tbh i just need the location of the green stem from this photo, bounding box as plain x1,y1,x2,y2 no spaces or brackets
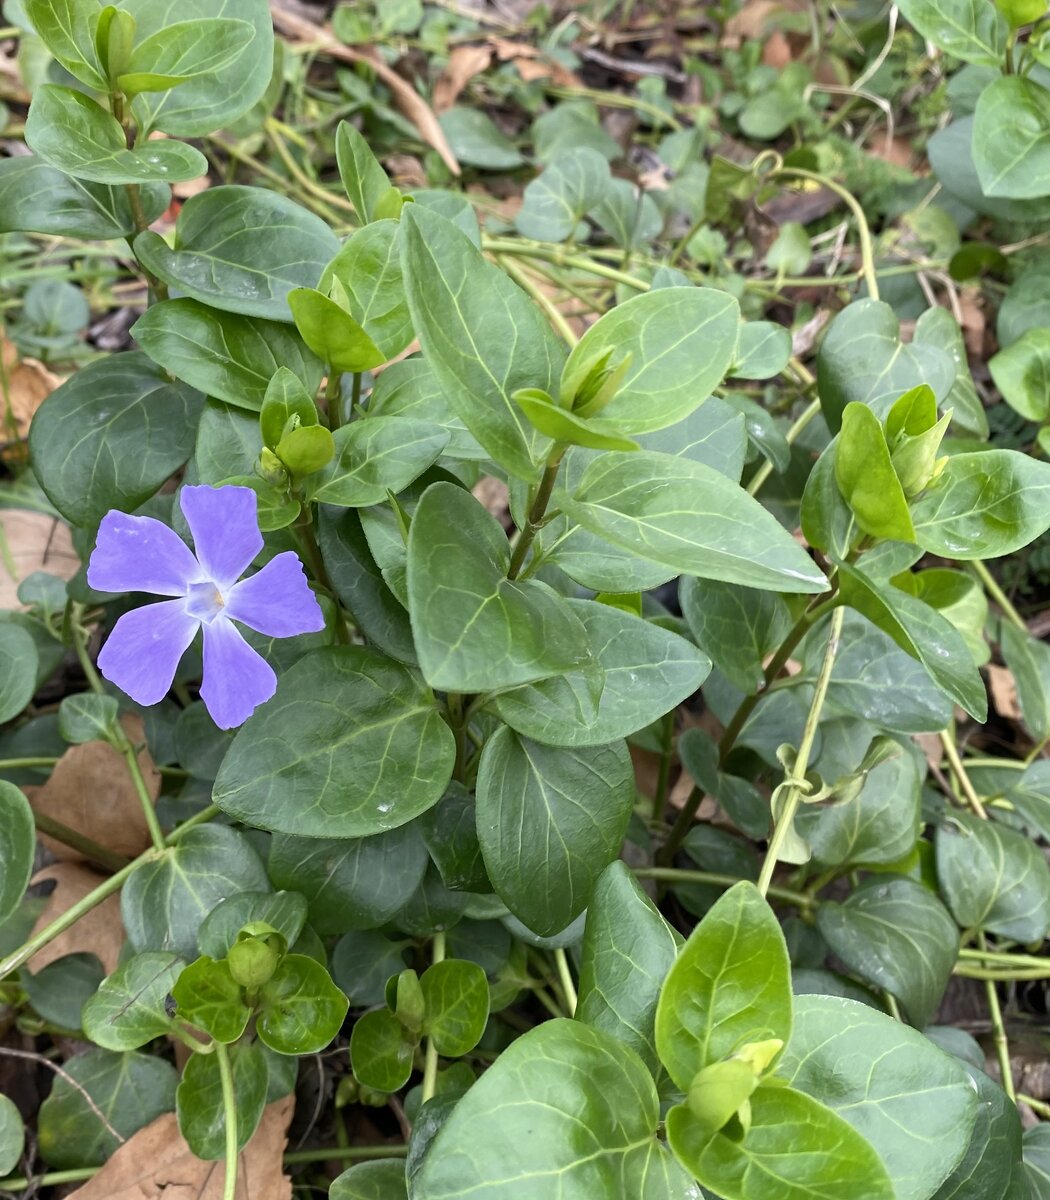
70,608,104,694
757,607,844,898
507,454,564,580
350,371,363,417
553,947,577,1015
1020,1094,1050,1118
216,1042,239,1200
978,932,1016,1100
326,368,344,429
293,510,348,645
972,560,1028,633
635,868,814,911
652,710,676,826
112,724,165,852
940,729,988,819
747,394,821,498
33,811,130,872
421,931,447,1104
482,238,651,292
498,256,579,346
0,757,59,770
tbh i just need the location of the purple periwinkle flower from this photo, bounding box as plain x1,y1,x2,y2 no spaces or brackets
87,485,325,729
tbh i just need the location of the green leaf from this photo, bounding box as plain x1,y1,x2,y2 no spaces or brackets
816,876,958,1027
439,107,525,170
590,178,663,249
367,358,483,462
37,1048,177,1169
287,287,386,374
420,959,490,1056
125,0,274,138
974,77,1050,199
257,954,349,1054
0,625,38,725
117,17,254,94
495,597,709,746
817,299,955,434
332,1161,408,1200
0,781,35,926
932,1063,1026,1200
82,952,183,1050
171,956,251,1043
26,86,206,185
0,1094,24,1177
680,576,792,695
936,812,1050,942
835,402,916,542
121,824,269,961
1024,1126,1050,1200
729,321,792,380
900,568,989,667
911,449,1050,559
414,1019,696,1200
655,881,791,1090
400,204,562,481
514,389,640,452
895,0,1007,64
197,891,307,960
321,220,413,362
29,351,202,528
0,156,169,239
561,288,739,434
515,148,612,241
214,646,454,837
176,1041,267,1161
269,825,428,937
350,1008,416,1092
1000,621,1050,741
305,417,449,507
332,931,411,1008
782,995,977,1200
58,693,119,745
24,0,106,88
988,327,1050,422
135,186,340,322
559,450,828,594
336,122,397,222
836,562,987,720
912,307,988,438
419,783,489,894
475,729,635,936
667,1083,895,1200
577,860,680,1074
133,300,322,414
407,482,591,692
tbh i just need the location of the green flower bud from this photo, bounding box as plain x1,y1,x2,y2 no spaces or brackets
257,447,289,487
687,1058,759,1136
996,0,1047,27
227,925,286,990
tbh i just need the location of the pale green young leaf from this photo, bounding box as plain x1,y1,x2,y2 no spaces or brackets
514,389,640,452
24,0,106,89
321,220,413,361
288,287,386,374
835,402,915,542
257,955,349,1054
118,17,254,94
336,121,397,222
420,959,490,1057
82,952,183,1051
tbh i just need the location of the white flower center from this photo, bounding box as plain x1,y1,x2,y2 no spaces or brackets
184,580,226,624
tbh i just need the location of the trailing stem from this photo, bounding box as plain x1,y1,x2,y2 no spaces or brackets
216,1042,239,1200
421,931,447,1104
507,453,564,580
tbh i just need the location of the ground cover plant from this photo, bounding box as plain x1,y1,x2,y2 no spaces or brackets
3,0,1050,1195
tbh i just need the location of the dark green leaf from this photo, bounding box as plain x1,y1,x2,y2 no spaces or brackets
974,77,1050,198
350,1008,416,1093
321,220,413,361
729,321,792,380
332,930,411,1007
176,1041,267,1160
305,417,448,507
912,307,988,438
332,1160,409,1200
1024,1125,1050,1200
419,782,489,893
1000,621,1050,741
0,1095,23,1177
197,891,308,960
22,952,104,1033
932,1063,1026,1200
420,959,490,1057
257,954,349,1054
680,576,792,694
989,328,1050,422
439,107,524,170
0,625,38,725
0,781,35,925
58,694,119,745
82,952,183,1050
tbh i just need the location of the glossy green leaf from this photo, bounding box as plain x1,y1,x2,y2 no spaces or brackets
680,576,792,694
135,186,340,322
559,450,828,593
82,952,183,1050
800,441,854,559
133,300,322,413
835,402,916,541
257,954,349,1054
782,995,977,1200
989,327,1050,422
912,307,988,438
561,288,739,434
36,1048,177,1169
332,931,411,1007
0,157,169,239
121,824,269,961
655,882,792,1091
895,0,1007,64
936,812,1050,942
321,220,413,361
176,1041,267,1162
0,625,38,725
29,352,202,528
1024,1125,1050,1200
837,562,987,720
332,1160,409,1200
287,287,385,374
514,390,639,452
1000,621,1050,741
171,956,251,1043
197,891,308,960
26,86,206,185
515,148,612,241
817,876,958,1027
0,781,35,926
932,1063,1026,1200
0,1094,23,1177
350,1007,416,1092
899,568,989,667
668,1083,894,1200
336,122,397,222
577,860,680,1073
305,417,449,507
476,728,635,936
400,204,561,480
414,1019,696,1200
407,482,591,692
729,321,792,380
420,959,490,1057
269,824,428,936
24,0,106,88
974,77,1050,198
118,17,254,94
419,782,489,894
494,598,708,746
367,358,483,461
215,646,453,837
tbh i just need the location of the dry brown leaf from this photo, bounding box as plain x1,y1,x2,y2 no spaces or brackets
268,3,460,174
0,508,79,611
385,153,428,191
489,35,581,88
68,1096,295,1200
28,862,124,974
988,663,1023,722
29,715,161,863
434,43,492,112
761,29,793,68
1,332,63,453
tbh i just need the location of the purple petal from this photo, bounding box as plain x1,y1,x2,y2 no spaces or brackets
88,511,202,597
179,485,263,589
97,600,198,706
224,552,326,638
199,616,276,729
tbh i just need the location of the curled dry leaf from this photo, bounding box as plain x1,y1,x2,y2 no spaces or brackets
0,508,79,611
67,1095,295,1200
28,862,124,974
434,43,492,112
489,36,581,88
987,662,1023,722
1,332,63,455
28,715,161,863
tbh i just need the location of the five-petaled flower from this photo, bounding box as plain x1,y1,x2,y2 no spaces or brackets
87,485,325,729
